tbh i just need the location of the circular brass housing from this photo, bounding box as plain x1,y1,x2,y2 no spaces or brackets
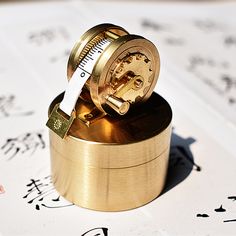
49,92,172,211
67,23,160,115
92,35,159,114
67,23,128,79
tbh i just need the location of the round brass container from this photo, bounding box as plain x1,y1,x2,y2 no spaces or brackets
49,92,172,211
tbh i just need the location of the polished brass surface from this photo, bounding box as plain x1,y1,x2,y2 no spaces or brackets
49,92,172,211
48,23,171,211
46,104,76,139
67,23,160,115
67,24,128,80
105,95,130,115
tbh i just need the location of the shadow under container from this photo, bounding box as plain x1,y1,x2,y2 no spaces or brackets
48,92,172,211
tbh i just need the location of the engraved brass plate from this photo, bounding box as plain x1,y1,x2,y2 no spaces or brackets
46,104,75,139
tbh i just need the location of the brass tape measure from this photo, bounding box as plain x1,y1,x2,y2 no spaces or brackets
47,23,172,212
47,24,160,138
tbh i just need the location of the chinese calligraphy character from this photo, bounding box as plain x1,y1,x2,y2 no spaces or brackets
221,75,236,104
193,19,224,32
141,19,167,32
23,175,73,210
28,27,69,46
0,94,34,119
1,130,45,160
186,55,236,105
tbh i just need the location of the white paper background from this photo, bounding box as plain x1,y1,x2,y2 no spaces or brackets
0,1,236,235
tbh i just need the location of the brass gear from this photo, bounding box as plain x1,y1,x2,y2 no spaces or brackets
111,53,154,103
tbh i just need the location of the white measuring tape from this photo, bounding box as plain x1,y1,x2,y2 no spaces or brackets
60,38,111,116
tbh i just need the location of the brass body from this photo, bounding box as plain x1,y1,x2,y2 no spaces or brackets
49,92,172,211
48,24,172,211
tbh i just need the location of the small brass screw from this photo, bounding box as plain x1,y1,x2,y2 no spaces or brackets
134,79,144,88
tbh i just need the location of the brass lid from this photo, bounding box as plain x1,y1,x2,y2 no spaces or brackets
50,92,171,143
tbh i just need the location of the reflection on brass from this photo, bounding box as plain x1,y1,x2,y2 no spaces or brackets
48,24,172,211
49,92,172,211
67,23,160,115
105,95,130,115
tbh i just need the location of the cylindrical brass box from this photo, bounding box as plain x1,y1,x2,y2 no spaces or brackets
49,92,172,211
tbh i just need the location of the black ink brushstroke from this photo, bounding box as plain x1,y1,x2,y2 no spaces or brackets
1,130,46,160
165,37,185,46
28,27,69,46
214,205,226,212
81,227,108,236
229,97,236,104
224,36,236,47
141,19,165,32
41,203,74,209
193,19,223,32
186,55,236,103
228,196,236,201
26,188,55,204
0,94,34,119
52,195,60,202
221,75,236,92
23,176,74,210
27,179,42,194
197,214,209,218
224,219,236,223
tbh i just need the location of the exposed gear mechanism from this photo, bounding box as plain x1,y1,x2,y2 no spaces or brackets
111,53,154,103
